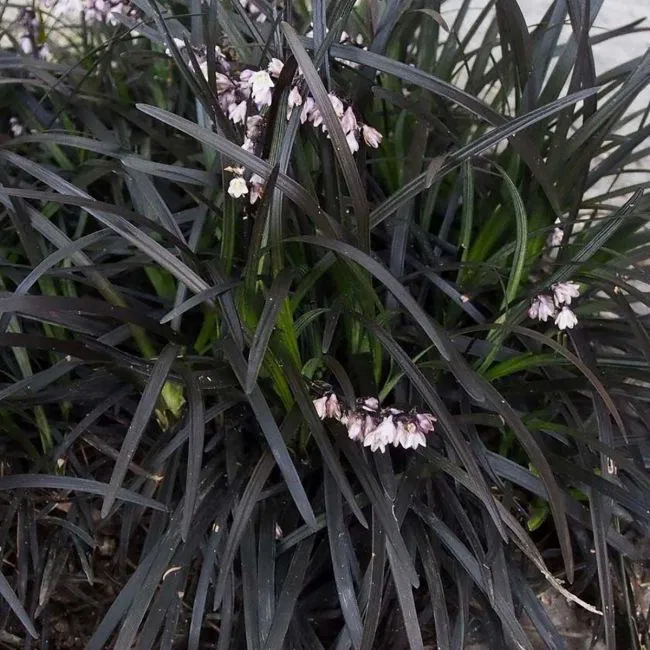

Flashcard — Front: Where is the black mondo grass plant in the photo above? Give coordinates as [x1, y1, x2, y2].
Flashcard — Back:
[0, 0, 649, 648]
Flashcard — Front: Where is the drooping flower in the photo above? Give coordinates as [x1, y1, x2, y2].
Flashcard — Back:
[528, 295, 555, 322]
[555, 306, 578, 330]
[552, 281, 580, 306]
[345, 412, 366, 442]
[415, 413, 436, 434]
[248, 70, 274, 109]
[346, 130, 359, 154]
[548, 227, 564, 248]
[249, 174, 265, 205]
[239, 69, 254, 84]
[164, 37, 186, 57]
[341, 106, 357, 134]
[227, 176, 248, 198]
[9, 117, 24, 137]
[313, 393, 342, 420]
[362, 124, 383, 148]
[328, 93, 345, 118]
[363, 416, 396, 453]
[393, 420, 426, 450]
[309, 103, 323, 128]
[313, 395, 328, 419]
[246, 115, 264, 139]
[360, 397, 379, 412]
[215, 72, 234, 93]
[325, 393, 342, 419]
[267, 57, 284, 77]
[228, 100, 247, 125]
[287, 86, 303, 119]
[300, 97, 315, 124]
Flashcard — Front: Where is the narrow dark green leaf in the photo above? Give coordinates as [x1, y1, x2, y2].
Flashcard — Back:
[261, 538, 314, 650]
[368, 88, 598, 228]
[101, 343, 179, 518]
[386, 537, 424, 650]
[241, 519, 261, 650]
[213, 452, 275, 610]
[413, 522, 451, 650]
[358, 510, 386, 650]
[246, 269, 294, 394]
[122, 155, 210, 185]
[414, 503, 533, 650]
[0, 571, 38, 638]
[496, 164, 528, 306]
[223, 339, 316, 528]
[292, 235, 486, 401]
[324, 466, 363, 650]
[0, 475, 166, 511]
[0, 154, 210, 295]
[188, 524, 222, 650]
[159, 280, 241, 324]
[258, 506, 277, 644]
[181, 368, 205, 542]
[338, 437, 419, 587]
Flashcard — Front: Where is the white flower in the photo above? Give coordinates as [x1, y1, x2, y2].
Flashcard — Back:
[267, 58, 284, 77]
[39, 43, 52, 61]
[164, 37, 185, 56]
[227, 177, 248, 198]
[393, 421, 426, 450]
[199, 60, 209, 81]
[362, 124, 383, 148]
[325, 393, 342, 419]
[241, 137, 255, 153]
[552, 281, 580, 306]
[249, 70, 274, 109]
[287, 86, 303, 119]
[9, 118, 24, 137]
[215, 72, 234, 93]
[313, 395, 328, 419]
[328, 93, 345, 118]
[555, 306, 578, 330]
[345, 412, 366, 442]
[528, 295, 555, 322]
[309, 104, 323, 128]
[313, 394, 342, 420]
[360, 397, 379, 412]
[339, 30, 349, 43]
[548, 227, 564, 248]
[415, 413, 436, 434]
[246, 115, 263, 139]
[250, 174, 264, 204]
[19, 35, 33, 55]
[346, 130, 359, 154]
[300, 97, 315, 124]
[341, 106, 357, 134]
[363, 416, 396, 453]
[228, 100, 247, 125]
[240, 69, 254, 84]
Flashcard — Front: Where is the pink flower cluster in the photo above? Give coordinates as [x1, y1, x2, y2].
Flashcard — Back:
[185, 46, 383, 202]
[528, 281, 580, 330]
[313, 393, 436, 453]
